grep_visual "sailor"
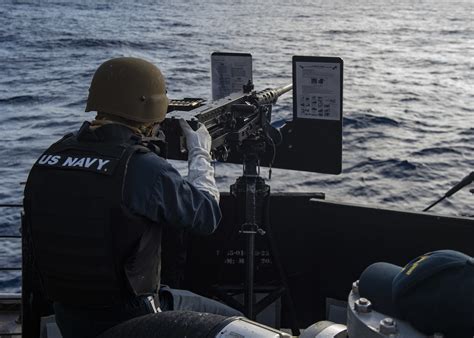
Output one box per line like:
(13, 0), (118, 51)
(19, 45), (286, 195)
(23, 57), (240, 338)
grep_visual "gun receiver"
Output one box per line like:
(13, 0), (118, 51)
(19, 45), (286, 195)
(161, 84), (293, 162)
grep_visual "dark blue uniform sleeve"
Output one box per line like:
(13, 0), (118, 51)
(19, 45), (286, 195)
(123, 152), (221, 235)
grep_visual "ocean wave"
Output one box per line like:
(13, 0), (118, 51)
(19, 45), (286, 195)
(423, 59), (452, 66)
(168, 22), (193, 28)
(411, 147), (462, 156)
(391, 27), (425, 33)
(2, 114), (44, 124)
(323, 29), (368, 35)
(62, 99), (87, 108)
(348, 185), (381, 198)
(16, 135), (40, 142)
(345, 158), (418, 178)
(440, 29), (470, 35)
(0, 211), (21, 236)
(0, 96), (35, 104)
(459, 128), (474, 135)
(400, 97), (421, 102)
(174, 32), (195, 38)
(32, 37), (163, 51)
(344, 114), (400, 129)
(0, 34), (17, 43)
(169, 66), (208, 74)
(380, 160), (419, 179)
(30, 119), (79, 129)
(381, 195), (408, 204)
(0, 95), (59, 105)
(0, 273), (21, 294)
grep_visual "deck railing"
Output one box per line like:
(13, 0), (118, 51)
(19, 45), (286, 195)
(0, 204), (22, 336)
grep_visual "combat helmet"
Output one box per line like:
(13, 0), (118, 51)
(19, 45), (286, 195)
(86, 57), (169, 123)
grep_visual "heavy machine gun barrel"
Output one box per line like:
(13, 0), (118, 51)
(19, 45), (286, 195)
(255, 84), (293, 105)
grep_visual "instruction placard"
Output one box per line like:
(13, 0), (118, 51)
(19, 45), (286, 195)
(293, 57), (342, 121)
(211, 52), (252, 100)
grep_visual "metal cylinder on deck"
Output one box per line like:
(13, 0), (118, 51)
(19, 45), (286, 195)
(98, 312), (291, 338)
(300, 320), (347, 338)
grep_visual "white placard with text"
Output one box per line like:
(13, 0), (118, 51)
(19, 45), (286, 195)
(211, 52), (252, 100)
(294, 60), (342, 121)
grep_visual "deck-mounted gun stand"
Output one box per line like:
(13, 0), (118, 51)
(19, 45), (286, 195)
(218, 136), (300, 336)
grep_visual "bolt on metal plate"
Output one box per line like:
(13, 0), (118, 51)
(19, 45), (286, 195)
(379, 317), (397, 335)
(354, 298), (372, 313)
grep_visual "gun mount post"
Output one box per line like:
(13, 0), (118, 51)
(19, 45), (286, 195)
(223, 137), (300, 335)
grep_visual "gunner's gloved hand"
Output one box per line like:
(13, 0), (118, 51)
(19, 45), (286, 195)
(179, 119), (219, 202)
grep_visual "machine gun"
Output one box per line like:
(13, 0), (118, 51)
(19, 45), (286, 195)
(162, 83), (302, 333)
(161, 83), (292, 166)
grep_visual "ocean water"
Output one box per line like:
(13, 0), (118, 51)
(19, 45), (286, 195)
(0, 0), (472, 292)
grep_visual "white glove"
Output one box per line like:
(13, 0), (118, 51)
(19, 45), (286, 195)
(179, 119), (219, 202)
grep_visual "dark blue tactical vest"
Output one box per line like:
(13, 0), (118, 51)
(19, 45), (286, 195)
(24, 123), (163, 306)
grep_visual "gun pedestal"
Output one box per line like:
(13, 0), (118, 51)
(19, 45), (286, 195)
(231, 139), (267, 320)
(220, 138), (300, 335)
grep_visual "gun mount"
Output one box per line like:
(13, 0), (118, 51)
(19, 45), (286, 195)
(162, 55), (343, 175)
